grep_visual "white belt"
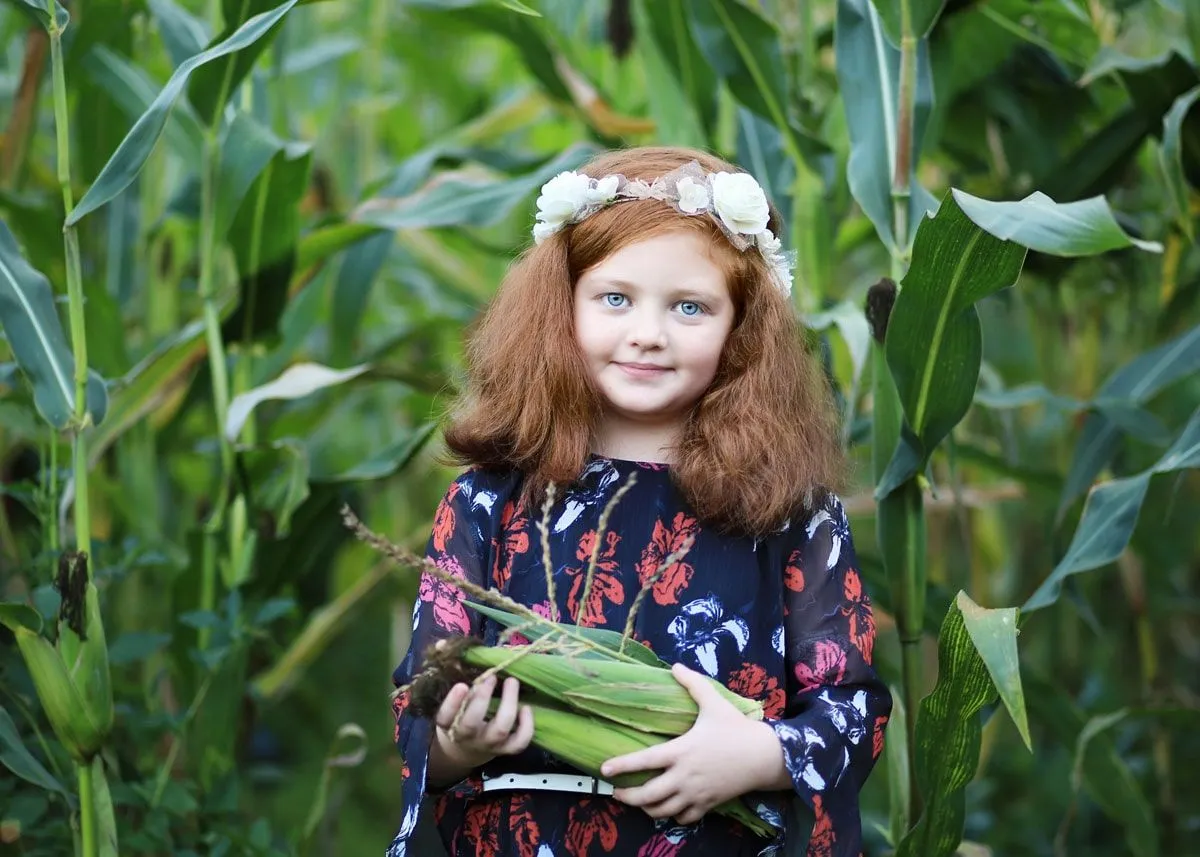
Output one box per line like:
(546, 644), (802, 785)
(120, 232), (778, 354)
(481, 772), (615, 796)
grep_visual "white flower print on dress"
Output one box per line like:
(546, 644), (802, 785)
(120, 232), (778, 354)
(805, 495), (852, 571)
(554, 458), (620, 533)
(818, 688), (870, 746)
(771, 624), (785, 657)
(668, 594), (750, 676)
(771, 722), (829, 792)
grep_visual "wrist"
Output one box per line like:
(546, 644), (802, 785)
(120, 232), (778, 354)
(748, 720), (793, 792)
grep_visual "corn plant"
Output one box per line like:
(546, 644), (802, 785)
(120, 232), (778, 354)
(1, 0), (1198, 854)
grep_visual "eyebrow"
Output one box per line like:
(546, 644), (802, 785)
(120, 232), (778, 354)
(597, 278), (725, 304)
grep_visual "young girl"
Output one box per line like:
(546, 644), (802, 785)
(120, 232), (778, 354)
(387, 146), (891, 857)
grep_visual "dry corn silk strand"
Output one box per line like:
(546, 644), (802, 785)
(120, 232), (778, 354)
(340, 472), (775, 836)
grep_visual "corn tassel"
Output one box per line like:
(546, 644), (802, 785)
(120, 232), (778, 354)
(464, 647), (762, 734)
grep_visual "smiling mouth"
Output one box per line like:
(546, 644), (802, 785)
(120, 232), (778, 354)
(616, 362), (671, 377)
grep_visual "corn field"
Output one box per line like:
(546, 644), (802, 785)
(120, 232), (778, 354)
(1, 0), (1198, 855)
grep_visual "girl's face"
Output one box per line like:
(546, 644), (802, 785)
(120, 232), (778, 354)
(573, 230), (735, 442)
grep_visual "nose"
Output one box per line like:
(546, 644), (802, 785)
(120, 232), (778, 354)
(627, 307), (667, 350)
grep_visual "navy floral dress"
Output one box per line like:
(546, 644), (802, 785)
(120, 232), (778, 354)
(388, 456), (891, 857)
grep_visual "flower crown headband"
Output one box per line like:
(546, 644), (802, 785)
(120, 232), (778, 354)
(531, 160), (796, 296)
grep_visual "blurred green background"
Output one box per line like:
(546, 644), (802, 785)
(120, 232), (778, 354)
(1, 0), (1198, 855)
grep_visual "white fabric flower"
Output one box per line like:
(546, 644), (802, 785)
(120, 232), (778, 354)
(710, 171), (770, 236)
(756, 228), (782, 256)
(535, 171), (591, 230)
(676, 176), (710, 214)
(584, 174), (619, 204)
(532, 221), (559, 244)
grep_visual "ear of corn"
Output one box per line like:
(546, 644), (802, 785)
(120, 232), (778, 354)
(463, 647), (763, 735)
(66, 584), (114, 737)
(491, 698), (776, 838)
(467, 600), (665, 666)
(14, 627), (106, 762)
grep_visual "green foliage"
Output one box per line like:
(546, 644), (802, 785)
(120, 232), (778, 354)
(0, 0), (1198, 854)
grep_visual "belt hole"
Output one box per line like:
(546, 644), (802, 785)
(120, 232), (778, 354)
(542, 779), (548, 784)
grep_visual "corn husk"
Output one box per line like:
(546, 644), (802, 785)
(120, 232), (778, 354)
(493, 698), (776, 838)
(463, 646), (763, 735)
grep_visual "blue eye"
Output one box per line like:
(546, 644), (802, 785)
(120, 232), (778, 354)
(603, 293), (628, 308)
(677, 301), (704, 316)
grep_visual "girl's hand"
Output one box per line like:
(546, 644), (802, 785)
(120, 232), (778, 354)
(433, 674), (535, 768)
(600, 663), (788, 825)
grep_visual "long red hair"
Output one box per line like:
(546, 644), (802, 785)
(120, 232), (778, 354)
(442, 146), (845, 535)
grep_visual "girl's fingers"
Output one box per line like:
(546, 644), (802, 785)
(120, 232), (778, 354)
(484, 677), (520, 743)
(434, 683), (469, 730)
(459, 674), (497, 735)
(643, 796), (690, 822)
(497, 704), (535, 755)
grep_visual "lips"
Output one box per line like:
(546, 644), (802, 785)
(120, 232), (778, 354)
(616, 362), (670, 378)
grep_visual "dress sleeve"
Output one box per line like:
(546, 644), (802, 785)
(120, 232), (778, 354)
(766, 493), (893, 857)
(387, 471), (491, 855)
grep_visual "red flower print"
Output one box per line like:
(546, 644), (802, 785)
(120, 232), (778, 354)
(568, 570), (625, 627)
(391, 689), (410, 743)
(794, 640), (847, 692)
(491, 499), (530, 591)
(566, 799), (624, 856)
(728, 662), (787, 719)
(509, 793), (541, 857)
(462, 800), (502, 855)
(872, 714), (889, 760)
(806, 795), (835, 857)
(637, 831), (687, 857)
(507, 601), (553, 646)
(840, 569), (876, 665)
(419, 565), (470, 635)
(784, 548), (805, 593)
(432, 482), (460, 553)
(564, 530), (626, 627)
(636, 513), (699, 606)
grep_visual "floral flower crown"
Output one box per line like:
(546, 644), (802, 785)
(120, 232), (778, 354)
(531, 160), (796, 296)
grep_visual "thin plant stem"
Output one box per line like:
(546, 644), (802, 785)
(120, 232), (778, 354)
(576, 473), (637, 625)
(341, 505), (647, 665)
(48, 5), (101, 855)
(537, 484), (559, 621)
(150, 674), (215, 808)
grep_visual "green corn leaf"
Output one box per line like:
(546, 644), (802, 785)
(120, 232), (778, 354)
(465, 601), (666, 667)
(66, 0), (303, 226)
(868, 0), (948, 43)
(1024, 674), (1157, 857)
(310, 421), (438, 482)
(689, 0), (830, 171)
(225, 362), (369, 442)
(1159, 85), (1200, 241)
(91, 755), (119, 857)
(0, 220), (108, 430)
(187, 0), (316, 123)
(0, 602), (44, 634)
(896, 592), (1002, 857)
(952, 189), (1163, 255)
(81, 46), (205, 166)
(146, 0), (210, 68)
(222, 134), (313, 343)
(835, 0), (938, 250)
(957, 596), (1029, 751)
(0, 704), (70, 797)
(1057, 323), (1200, 520)
(877, 193), (1027, 497)
(1025, 403), (1200, 612)
(85, 320), (209, 469)
(2, 0), (68, 30)
(355, 144), (596, 230)
(641, 0), (719, 138)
